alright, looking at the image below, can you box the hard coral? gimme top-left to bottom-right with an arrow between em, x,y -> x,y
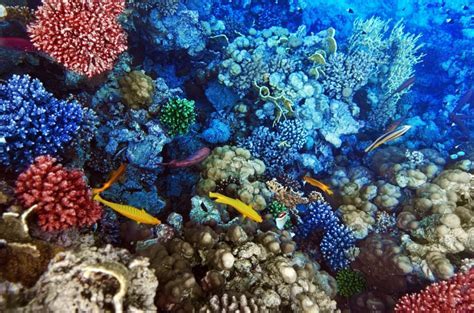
28,0 -> 127,77
119,70 -> 155,109
159,98 -> 197,136
197,146 -> 271,211
138,224 -> 338,312
0,75 -> 83,169
24,245 -> 158,312
15,156 -> 102,232
395,267 -> 474,312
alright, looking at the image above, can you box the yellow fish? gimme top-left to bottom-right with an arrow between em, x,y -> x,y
365,125 -> 412,153
93,194 -> 161,225
303,176 -> 334,196
92,163 -> 127,195
209,192 -> 263,223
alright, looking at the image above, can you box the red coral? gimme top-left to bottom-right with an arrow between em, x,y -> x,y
15,155 -> 102,232
27,0 -> 127,77
395,268 -> 474,312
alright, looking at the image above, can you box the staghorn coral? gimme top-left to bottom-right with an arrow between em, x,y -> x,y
119,70 -> 155,109
238,119 -> 307,176
15,156 -> 102,232
0,75 -> 84,169
138,223 -> 338,312
395,267 -> 474,312
28,0 -> 127,77
197,146 -> 271,211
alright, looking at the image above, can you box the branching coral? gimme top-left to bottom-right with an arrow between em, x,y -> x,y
336,269 -> 366,298
197,146 -> 271,211
28,0 -> 127,77
238,119 -> 307,176
395,267 -> 474,312
159,98 -> 197,136
0,75 -> 84,169
15,156 -> 102,232
297,200 -> 358,271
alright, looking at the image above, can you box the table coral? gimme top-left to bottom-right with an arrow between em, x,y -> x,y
0,75 -> 84,169
15,155 -> 102,232
197,146 -> 271,211
137,224 -> 338,312
28,0 -> 127,77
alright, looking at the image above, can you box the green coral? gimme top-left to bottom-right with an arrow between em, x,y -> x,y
159,98 -> 196,136
268,201 -> 292,229
336,269 -> 366,298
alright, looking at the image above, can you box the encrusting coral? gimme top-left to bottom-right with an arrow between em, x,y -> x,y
137,223 -> 338,312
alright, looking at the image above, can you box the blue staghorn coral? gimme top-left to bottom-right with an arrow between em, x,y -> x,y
0,75 -> 84,169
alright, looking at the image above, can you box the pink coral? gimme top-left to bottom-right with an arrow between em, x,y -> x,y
15,155 -> 102,232
27,0 -> 127,77
395,268 -> 474,312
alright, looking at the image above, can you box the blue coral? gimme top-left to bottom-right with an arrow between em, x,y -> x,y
239,119 -> 307,175
297,200 -> 357,271
0,75 -> 83,169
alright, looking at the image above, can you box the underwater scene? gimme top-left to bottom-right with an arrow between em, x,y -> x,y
0,0 -> 473,311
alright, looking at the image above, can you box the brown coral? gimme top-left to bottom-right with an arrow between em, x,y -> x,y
119,70 -> 155,109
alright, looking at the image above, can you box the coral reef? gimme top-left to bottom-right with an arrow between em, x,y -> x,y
22,245 -> 158,312
119,70 -> 155,109
138,223 -> 338,312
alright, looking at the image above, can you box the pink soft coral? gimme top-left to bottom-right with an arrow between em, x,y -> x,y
15,155 -> 102,231
27,0 -> 127,77
395,268 -> 474,312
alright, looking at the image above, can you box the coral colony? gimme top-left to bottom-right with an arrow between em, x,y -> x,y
0,0 -> 473,312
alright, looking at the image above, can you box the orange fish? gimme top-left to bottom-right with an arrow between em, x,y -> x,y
303,176 -> 334,196
92,163 -> 127,195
